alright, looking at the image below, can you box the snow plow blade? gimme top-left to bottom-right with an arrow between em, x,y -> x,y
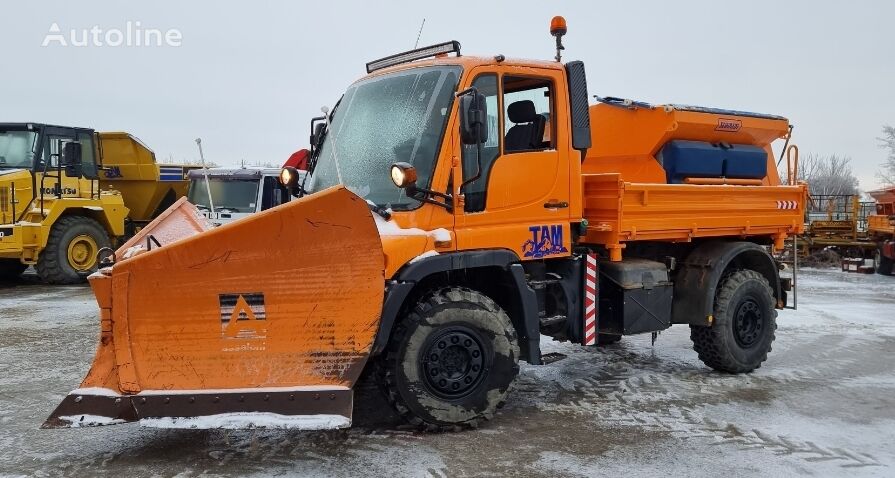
43,186 -> 384,429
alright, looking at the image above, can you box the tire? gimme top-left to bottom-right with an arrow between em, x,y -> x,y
876,246 -> 893,275
36,216 -> 110,285
0,259 -> 27,281
596,334 -> 622,345
690,270 -> 777,373
376,286 -> 520,431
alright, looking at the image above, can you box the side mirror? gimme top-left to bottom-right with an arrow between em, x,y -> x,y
310,123 -> 326,149
390,162 -> 418,189
459,92 -> 488,145
63,142 -> 83,178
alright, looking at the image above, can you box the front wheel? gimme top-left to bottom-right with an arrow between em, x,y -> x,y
376,287 -> 520,431
36,216 -> 110,284
690,269 -> 777,373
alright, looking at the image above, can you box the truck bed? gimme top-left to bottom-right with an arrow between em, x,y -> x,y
581,173 -> 806,260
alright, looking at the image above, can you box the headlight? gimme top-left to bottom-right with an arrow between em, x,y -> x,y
390,162 -> 417,189
279,166 -> 299,187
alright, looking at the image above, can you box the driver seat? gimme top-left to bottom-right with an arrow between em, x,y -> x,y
505,100 -> 546,152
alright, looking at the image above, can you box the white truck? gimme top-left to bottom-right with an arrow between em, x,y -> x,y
186,167 -> 303,226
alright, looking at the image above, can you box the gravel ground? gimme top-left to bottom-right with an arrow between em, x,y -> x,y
1,268 -> 893,477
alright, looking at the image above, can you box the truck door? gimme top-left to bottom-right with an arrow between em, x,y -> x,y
455,67 -> 572,260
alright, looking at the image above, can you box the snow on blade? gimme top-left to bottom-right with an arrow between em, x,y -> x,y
136,385 -> 349,395
58,415 -> 126,427
68,387 -> 121,397
139,413 -> 351,430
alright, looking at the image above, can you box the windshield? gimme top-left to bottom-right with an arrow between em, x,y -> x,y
0,130 -> 37,169
308,66 -> 461,209
188,178 -> 260,213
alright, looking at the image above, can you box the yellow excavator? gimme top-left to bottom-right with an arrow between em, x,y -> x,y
0,123 -> 194,283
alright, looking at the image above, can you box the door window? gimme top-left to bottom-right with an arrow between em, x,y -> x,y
503,76 -> 554,152
461,74 -> 500,212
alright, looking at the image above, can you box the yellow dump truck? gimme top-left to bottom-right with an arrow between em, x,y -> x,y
0,123 -> 194,283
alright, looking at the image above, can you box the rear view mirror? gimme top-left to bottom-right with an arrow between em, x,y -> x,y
63,142 -> 82,178
459,92 -> 488,145
310,123 -> 326,149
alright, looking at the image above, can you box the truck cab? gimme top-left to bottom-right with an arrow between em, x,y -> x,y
187,167 -> 297,226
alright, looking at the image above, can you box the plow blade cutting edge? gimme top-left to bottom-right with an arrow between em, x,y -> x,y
43,186 -> 385,429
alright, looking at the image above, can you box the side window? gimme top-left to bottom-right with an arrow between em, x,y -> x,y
461,74 -> 500,213
42,136 -> 74,168
503,76 -> 554,153
77,133 -> 98,179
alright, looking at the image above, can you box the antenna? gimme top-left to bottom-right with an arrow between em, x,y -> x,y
414,18 -> 426,49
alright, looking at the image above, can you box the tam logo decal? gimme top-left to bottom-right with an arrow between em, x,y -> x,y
219,293 -> 267,340
522,225 -> 569,258
716,118 -> 742,132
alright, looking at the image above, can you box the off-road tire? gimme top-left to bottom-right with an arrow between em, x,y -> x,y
690,269 -> 777,373
0,259 -> 27,281
597,334 -> 622,345
36,216 -> 110,285
376,286 -> 520,431
876,246 -> 893,276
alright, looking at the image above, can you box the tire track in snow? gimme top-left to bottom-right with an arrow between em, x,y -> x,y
512,336 -> 886,469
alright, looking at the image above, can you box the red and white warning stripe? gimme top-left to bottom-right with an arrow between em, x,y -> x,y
776,200 -> 798,210
583,253 -> 598,346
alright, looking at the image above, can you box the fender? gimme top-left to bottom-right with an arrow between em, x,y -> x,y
372,249 -> 542,364
671,241 -> 782,326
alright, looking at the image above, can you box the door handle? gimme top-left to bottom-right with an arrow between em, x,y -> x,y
543,201 -> 569,209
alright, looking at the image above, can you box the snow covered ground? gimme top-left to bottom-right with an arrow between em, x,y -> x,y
0,268 -> 892,477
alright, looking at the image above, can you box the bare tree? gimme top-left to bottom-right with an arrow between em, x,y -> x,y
878,125 -> 895,186
782,153 -> 859,196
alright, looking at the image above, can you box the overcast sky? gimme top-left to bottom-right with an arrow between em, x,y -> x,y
2,1 -> 893,189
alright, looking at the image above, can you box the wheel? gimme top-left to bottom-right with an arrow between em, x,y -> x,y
36,216 -> 110,284
0,259 -> 27,281
690,270 -> 777,373
596,334 -> 622,345
876,246 -> 893,275
376,286 -> 520,431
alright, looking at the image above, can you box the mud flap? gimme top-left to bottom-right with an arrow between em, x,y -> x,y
44,186 -> 385,429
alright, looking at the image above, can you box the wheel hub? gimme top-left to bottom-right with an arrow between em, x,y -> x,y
733,298 -> 764,348
422,328 -> 487,399
67,235 -> 98,271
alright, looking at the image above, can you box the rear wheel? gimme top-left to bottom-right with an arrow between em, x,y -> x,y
376,287 -> 520,431
0,259 -> 27,281
36,216 -> 110,284
690,269 -> 777,373
876,246 -> 893,275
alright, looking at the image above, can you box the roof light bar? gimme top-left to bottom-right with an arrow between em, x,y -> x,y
366,40 -> 461,74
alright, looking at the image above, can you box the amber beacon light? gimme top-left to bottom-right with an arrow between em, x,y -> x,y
550,16 -> 567,61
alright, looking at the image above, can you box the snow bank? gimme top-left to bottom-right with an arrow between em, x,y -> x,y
140,412 -> 350,430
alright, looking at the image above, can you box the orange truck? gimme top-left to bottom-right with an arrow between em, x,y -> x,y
45,18 -> 806,431
868,186 -> 895,275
